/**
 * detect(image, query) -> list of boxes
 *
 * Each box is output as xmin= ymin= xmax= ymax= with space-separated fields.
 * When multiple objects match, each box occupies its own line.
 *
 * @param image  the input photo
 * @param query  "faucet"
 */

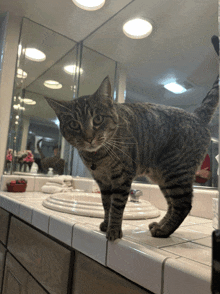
xmin=129 ymin=189 xmax=143 ymax=202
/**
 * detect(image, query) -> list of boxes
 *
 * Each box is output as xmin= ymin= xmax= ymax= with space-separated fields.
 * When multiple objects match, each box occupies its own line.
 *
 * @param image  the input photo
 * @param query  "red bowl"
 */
xmin=7 ymin=184 xmax=27 ymax=192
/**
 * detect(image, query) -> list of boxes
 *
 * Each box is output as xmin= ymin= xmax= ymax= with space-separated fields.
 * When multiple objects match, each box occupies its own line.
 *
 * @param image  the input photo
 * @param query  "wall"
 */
xmin=0 ymin=13 xmax=22 ymax=177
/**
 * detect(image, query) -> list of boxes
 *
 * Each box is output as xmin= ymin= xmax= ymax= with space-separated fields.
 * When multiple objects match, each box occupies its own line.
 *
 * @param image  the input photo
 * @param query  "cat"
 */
xmin=44 ymin=75 xmax=219 ymax=241
xmin=37 ymin=139 xmax=65 ymax=175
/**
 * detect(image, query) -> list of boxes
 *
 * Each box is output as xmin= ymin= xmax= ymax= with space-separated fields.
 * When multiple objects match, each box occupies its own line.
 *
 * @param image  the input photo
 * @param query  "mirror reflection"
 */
xmin=6 ymin=18 xmax=77 ymax=176
xmin=5 ymin=0 xmax=218 ymax=189
xmin=84 ymin=0 xmax=218 ymax=187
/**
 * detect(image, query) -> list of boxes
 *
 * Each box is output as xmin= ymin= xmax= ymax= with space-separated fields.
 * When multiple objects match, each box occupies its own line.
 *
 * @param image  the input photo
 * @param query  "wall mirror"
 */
xmin=84 ymin=0 xmax=219 ymax=187
xmin=5 ymin=18 xmax=117 ymax=177
xmin=5 ymin=0 xmax=218 ymax=188
xmin=5 ymin=18 xmax=78 ymax=175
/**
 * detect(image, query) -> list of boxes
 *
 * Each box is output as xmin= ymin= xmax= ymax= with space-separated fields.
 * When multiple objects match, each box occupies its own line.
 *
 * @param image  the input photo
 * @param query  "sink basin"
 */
xmin=42 ymin=192 xmax=160 ymax=220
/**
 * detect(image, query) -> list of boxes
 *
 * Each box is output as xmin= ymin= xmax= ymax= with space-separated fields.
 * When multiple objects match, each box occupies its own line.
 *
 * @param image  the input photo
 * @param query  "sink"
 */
xmin=42 ymin=192 xmax=160 ymax=219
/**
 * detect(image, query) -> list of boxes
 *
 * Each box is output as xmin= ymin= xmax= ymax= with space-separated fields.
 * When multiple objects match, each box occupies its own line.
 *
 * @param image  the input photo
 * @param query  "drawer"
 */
xmin=0 ymin=208 xmax=10 ymax=245
xmin=2 ymin=252 xmax=47 ymax=294
xmin=8 ymin=217 xmax=72 ymax=294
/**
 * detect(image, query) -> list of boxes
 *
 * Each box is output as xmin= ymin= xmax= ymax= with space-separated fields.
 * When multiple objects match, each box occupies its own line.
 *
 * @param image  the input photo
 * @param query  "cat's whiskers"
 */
xmin=105 ymin=141 xmax=138 ymax=165
xmin=108 ymin=139 xmax=137 ymax=145
xmin=103 ymin=142 xmax=122 ymax=163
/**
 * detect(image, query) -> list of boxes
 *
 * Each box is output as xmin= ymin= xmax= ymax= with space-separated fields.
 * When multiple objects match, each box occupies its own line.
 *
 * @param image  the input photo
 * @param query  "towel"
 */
xmin=41 ymin=185 xmax=74 ymax=194
xmin=47 ymin=175 xmax=73 ymax=185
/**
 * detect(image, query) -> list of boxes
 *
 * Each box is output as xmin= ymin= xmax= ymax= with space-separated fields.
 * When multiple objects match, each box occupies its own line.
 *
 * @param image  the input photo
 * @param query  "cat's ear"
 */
xmin=44 ymin=97 xmax=69 ymax=116
xmin=96 ymin=76 xmax=111 ymax=98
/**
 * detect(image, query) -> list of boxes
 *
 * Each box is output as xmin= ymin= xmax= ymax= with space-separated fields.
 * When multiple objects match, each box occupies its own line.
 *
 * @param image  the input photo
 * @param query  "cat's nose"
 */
xmin=86 ymin=137 xmax=93 ymax=143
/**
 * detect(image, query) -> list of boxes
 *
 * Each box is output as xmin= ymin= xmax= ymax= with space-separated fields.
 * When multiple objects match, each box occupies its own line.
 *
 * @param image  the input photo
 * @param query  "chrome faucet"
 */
xmin=129 ymin=189 xmax=143 ymax=202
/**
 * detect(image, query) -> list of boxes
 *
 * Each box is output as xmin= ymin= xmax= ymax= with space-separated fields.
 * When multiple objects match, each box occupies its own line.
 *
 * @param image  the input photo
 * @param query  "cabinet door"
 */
xmin=0 ymin=243 xmax=7 ymax=292
xmin=72 ymin=252 xmax=153 ymax=294
xmin=8 ymin=217 xmax=71 ymax=294
xmin=0 ymin=208 xmax=10 ymax=245
xmin=2 ymin=253 xmax=47 ymax=294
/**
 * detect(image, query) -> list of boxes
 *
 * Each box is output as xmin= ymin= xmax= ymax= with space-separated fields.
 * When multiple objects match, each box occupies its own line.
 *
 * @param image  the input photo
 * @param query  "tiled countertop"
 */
xmin=0 ymin=191 xmax=214 ymax=294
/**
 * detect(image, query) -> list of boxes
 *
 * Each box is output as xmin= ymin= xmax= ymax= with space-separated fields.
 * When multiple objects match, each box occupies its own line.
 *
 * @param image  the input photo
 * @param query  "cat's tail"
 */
xmin=37 ymin=139 xmax=45 ymax=160
xmin=193 ymin=76 xmax=219 ymax=125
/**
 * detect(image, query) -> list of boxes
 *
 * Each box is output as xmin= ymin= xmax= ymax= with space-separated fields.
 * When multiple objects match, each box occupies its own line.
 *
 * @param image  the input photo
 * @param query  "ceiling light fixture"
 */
xmin=164 ymin=82 xmax=187 ymax=94
xmin=72 ymin=0 xmax=105 ymax=11
xmin=64 ymin=64 xmax=83 ymax=75
xmin=25 ymin=48 xmax=46 ymax=62
xmin=23 ymin=98 xmax=36 ymax=105
xmin=123 ymin=18 xmax=153 ymax=39
xmin=17 ymin=68 xmax=27 ymax=79
xmin=44 ymin=80 xmax=62 ymax=89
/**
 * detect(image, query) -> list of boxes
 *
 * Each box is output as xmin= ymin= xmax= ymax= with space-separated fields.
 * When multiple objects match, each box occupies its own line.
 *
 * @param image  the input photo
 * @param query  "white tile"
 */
xmin=107 ymin=239 xmax=166 ymax=294
xmin=49 ymin=215 xmax=74 ymax=246
xmin=180 ymin=215 xmax=212 ymax=227
xmin=190 ymin=189 xmax=217 ymax=219
xmin=192 ymin=236 xmax=212 ymax=248
xmin=163 ymin=257 xmax=211 ymax=294
xmin=72 ymin=224 xmax=107 ymax=265
xmin=172 ymin=226 xmax=210 ymax=241
xmin=34 ymin=177 xmax=50 ymax=192
xmin=212 ymin=198 xmax=218 ymax=229
xmin=161 ymin=241 xmax=211 ymax=266
xmin=1 ymin=197 xmax=20 ymax=216
xmin=124 ymin=229 xmax=186 ymax=248
xmin=32 ymin=208 xmax=50 ymax=233
xmin=19 ymin=203 xmax=33 ymax=223
xmin=72 ymin=177 xmax=94 ymax=192
xmin=180 ymin=224 xmax=213 ymax=235
xmin=148 ymin=185 xmax=167 ymax=210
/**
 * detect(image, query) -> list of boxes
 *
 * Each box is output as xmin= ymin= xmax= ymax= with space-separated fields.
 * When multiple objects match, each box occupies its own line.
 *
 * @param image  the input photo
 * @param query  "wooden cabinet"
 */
xmin=0 ymin=210 xmax=153 ymax=294
xmin=2 ymin=253 xmax=47 ymax=294
xmin=0 ymin=208 xmax=10 ymax=245
xmin=72 ymin=252 xmax=152 ymax=294
xmin=7 ymin=217 xmax=72 ymax=294
xmin=0 ymin=242 xmax=6 ymax=292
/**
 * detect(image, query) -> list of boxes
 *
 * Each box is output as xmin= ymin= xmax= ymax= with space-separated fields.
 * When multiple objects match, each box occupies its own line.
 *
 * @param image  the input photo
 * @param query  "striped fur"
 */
xmin=45 ymin=75 xmax=219 ymax=241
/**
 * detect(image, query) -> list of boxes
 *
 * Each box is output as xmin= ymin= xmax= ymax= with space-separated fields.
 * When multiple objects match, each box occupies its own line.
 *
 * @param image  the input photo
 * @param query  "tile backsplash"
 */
xmin=1 ymin=175 xmax=218 ymax=220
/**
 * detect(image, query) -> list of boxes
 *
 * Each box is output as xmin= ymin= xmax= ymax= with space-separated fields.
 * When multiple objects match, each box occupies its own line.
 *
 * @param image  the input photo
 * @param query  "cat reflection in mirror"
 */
xmin=37 ymin=139 xmax=65 ymax=175
xmin=45 ymin=74 xmax=218 ymax=241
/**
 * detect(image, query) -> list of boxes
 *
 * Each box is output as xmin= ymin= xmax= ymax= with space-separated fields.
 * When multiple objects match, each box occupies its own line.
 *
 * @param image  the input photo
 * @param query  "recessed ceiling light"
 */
xmin=164 ymin=82 xmax=187 ymax=94
xmin=23 ymin=98 xmax=36 ymax=105
xmin=44 ymin=80 xmax=62 ymax=89
xmin=72 ymin=0 xmax=105 ymax=11
xmin=25 ymin=48 xmax=46 ymax=62
xmin=64 ymin=64 xmax=83 ymax=75
xmin=17 ymin=68 xmax=27 ymax=79
xmin=123 ymin=18 xmax=153 ymax=39
xmin=18 ymin=97 xmax=36 ymax=105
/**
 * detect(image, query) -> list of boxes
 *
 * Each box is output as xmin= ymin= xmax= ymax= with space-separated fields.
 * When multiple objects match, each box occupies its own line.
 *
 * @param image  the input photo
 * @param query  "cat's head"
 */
xmin=45 ymin=76 xmax=119 ymax=152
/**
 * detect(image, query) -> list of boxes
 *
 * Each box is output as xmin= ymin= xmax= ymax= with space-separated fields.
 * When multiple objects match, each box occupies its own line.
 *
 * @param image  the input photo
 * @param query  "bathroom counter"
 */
xmin=0 ymin=191 xmax=213 ymax=294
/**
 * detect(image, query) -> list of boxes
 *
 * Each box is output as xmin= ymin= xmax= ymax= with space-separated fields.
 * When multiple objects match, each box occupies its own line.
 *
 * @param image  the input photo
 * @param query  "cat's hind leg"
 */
xmin=149 ymin=183 xmax=193 ymax=238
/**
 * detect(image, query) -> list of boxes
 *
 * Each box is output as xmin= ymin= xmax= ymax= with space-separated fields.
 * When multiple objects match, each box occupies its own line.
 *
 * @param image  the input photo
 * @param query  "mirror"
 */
xmin=6 ymin=18 xmax=77 ymax=175
xmin=5 ymin=0 xmax=218 ymax=188
xmin=84 ymin=0 xmax=218 ymax=187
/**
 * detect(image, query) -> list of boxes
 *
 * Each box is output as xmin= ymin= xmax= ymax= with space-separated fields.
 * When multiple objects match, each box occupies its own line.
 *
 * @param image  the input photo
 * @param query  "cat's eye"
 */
xmin=93 ymin=115 xmax=104 ymax=126
xmin=68 ymin=120 xmax=80 ymax=131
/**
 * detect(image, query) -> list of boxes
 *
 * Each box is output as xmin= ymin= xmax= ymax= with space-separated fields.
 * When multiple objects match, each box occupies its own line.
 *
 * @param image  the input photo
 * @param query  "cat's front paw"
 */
xmin=106 ymin=228 xmax=122 ymax=241
xmin=100 ymin=221 xmax=108 ymax=232
xmin=149 ymin=222 xmax=170 ymax=238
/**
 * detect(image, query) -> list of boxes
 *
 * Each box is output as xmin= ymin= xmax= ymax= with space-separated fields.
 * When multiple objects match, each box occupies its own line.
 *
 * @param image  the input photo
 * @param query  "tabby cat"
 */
xmin=45 ymin=74 xmax=218 ymax=241
xmin=37 ymin=139 xmax=65 ymax=175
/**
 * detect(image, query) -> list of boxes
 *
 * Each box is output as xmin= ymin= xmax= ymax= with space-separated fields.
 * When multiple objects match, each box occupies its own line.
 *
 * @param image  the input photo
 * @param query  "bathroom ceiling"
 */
xmin=1 ymin=0 xmax=219 ymax=137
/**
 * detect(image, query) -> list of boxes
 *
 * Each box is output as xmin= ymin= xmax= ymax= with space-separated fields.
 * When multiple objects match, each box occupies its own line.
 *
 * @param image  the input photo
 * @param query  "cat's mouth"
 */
xmin=83 ymin=139 xmax=103 ymax=152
